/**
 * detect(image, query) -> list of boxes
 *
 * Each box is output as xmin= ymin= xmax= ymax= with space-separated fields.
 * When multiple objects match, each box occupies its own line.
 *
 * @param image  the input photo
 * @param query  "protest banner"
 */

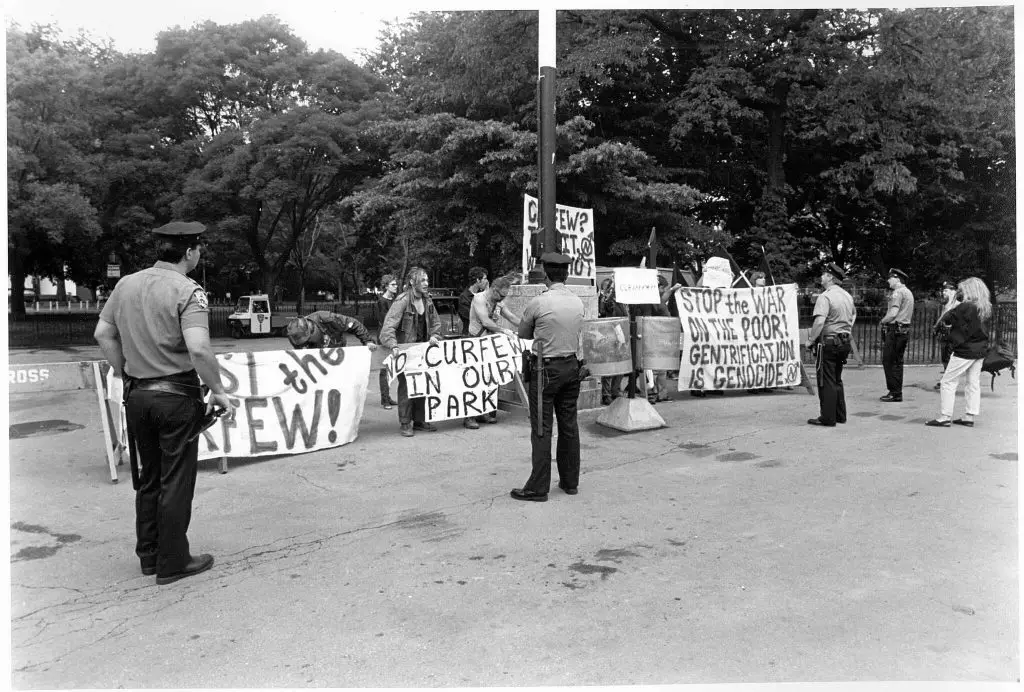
xmin=674 ymin=284 xmax=801 ymax=391
xmin=197 ymin=347 xmax=370 ymax=461
xmin=382 ymin=334 xmax=530 ymax=422
xmin=613 ymin=267 xmax=660 ymax=305
xmin=521 ymin=193 xmax=595 ymax=281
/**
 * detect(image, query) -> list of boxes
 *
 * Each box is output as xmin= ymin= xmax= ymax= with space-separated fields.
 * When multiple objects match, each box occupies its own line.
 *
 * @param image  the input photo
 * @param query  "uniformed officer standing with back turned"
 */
xmin=879 ymin=268 xmax=915 ymax=402
xmin=806 ymin=263 xmax=856 ymax=427
xmin=94 ymin=221 xmax=230 ymax=585
xmin=511 ymin=252 xmax=586 ymax=502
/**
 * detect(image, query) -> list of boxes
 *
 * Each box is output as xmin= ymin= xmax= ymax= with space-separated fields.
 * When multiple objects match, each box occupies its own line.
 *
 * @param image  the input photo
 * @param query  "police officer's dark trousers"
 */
xmin=882 ymin=328 xmax=909 ymax=394
xmin=524 ymin=355 xmax=581 ymax=494
xmin=817 ymin=335 xmax=852 ymax=425
xmin=126 ymin=388 xmax=202 ymax=576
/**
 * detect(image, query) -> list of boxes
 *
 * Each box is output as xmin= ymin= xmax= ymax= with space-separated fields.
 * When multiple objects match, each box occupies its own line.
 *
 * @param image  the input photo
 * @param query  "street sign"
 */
xmin=106 ymin=264 xmax=120 ymax=278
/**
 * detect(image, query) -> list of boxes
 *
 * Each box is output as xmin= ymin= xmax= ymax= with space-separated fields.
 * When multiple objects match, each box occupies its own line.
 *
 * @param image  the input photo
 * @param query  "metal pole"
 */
xmin=529 ymin=8 xmax=558 ymax=284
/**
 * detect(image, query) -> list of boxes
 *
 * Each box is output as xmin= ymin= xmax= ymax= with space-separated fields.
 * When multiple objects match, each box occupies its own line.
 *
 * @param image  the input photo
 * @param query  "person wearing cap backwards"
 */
xmin=510 ymin=252 xmax=586 ymax=502
xmin=285 ymin=311 xmax=378 ymax=352
xmin=806 ymin=263 xmax=856 ymax=426
xmin=879 ymin=268 xmax=915 ymax=402
xmin=93 ymin=221 xmax=230 ymax=585
xmin=379 ymin=266 xmax=443 ymax=437
xmin=932 ymin=280 xmax=961 ymax=390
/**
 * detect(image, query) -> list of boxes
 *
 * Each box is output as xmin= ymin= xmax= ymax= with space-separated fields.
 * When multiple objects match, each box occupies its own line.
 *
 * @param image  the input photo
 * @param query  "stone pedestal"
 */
xmin=497 ymin=282 xmax=601 ymax=413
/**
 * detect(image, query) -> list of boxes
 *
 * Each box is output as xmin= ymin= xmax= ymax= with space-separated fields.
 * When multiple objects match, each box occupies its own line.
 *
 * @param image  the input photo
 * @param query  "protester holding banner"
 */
xmin=638 ymin=274 xmax=675 ymax=404
xmin=377 ymin=274 xmax=400 ymax=409
xmin=285 ymin=312 xmax=378 ymax=352
xmin=458 ymin=266 xmax=488 ymax=336
xmin=598 ymin=278 xmax=628 ymax=405
xmin=879 ymin=268 xmax=915 ymax=403
xmin=511 ymin=252 xmax=586 ymax=502
xmin=93 ymin=221 xmax=227 ymax=585
xmin=806 ymin=264 xmax=856 ymax=427
xmin=380 ymin=267 xmax=443 ymax=437
xmin=464 ymin=274 xmax=522 ymax=429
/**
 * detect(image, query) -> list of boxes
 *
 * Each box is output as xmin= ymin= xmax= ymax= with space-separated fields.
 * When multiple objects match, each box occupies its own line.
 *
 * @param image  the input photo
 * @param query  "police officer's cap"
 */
xmin=539 ymin=251 xmax=573 ymax=266
xmin=941 ymin=280 xmax=956 ymax=291
xmin=286 ymin=316 xmax=317 ymax=348
xmin=825 ymin=263 xmax=846 ymax=281
xmin=153 ymin=221 xmax=207 ymax=237
xmin=888 ymin=268 xmax=908 ymax=281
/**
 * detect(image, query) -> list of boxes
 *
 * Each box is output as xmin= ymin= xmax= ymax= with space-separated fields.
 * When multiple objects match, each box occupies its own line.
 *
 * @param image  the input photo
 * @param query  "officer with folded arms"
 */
xmin=510 ymin=252 xmax=586 ymax=502
xmin=879 ymin=268 xmax=915 ymax=402
xmin=806 ymin=263 xmax=856 ymax=427
xmin=94 ymin=221 xmax=230 ymax=585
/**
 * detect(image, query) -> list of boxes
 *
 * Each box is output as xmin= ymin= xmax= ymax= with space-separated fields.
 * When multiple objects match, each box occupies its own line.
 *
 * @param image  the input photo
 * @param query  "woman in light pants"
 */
xmin=926 ymin=277 xmax=991 ymax=428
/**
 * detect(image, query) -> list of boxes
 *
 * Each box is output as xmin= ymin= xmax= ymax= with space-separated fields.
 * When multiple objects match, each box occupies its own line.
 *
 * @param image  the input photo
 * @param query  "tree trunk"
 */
xmin=9 ymin=251 xmax=27 ymax=319
xmin=55 ymin=270 xmax=68 ymax=302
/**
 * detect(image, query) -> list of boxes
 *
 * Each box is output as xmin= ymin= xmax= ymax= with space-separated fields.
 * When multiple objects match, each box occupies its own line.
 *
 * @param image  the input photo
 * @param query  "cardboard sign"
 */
xmin=521 ymin=194 xmax=596 ymax=281
xmin=197 ymin=347 xmax=370 ymax=460
xmin=674 ymin=284 xmax=801 ymax=390
xmin=613 ymin=268 xmax=660 ymax=305
xmin=382 ymin=334 xmax=529 ymax=422
xmin=701 ymin=256 xmax=733 ymax=288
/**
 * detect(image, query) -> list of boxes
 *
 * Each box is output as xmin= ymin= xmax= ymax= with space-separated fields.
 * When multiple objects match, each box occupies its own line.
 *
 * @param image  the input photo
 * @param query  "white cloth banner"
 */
xmin=521 ymin=193 xmax=595 ymax=281
xmin=613 ymin=267 xmax=660 ymax=305
xmin=382 ymin=334 xmax=530 ymax=422
xmin=197 ymin=347 xmax=370 ymax=460
xmin=674 ymin=284 xmax=801 ymax=390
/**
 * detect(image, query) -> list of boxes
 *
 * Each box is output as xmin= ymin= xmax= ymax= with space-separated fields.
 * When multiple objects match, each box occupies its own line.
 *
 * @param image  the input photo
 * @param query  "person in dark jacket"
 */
xmin=377 ymin=274 xmax=399 ymax=409
xmin=598 ymin=278 xmax=628 ymax=405
xmin=286 ymin=312 xmax=377 ymax=351
xmin=379 ymin=267 xmax=443 ymax=437
xmin=926 ymin=277 xmax=991 ymax=428
xmin=457 ymin=266 xmax=488 ymax=336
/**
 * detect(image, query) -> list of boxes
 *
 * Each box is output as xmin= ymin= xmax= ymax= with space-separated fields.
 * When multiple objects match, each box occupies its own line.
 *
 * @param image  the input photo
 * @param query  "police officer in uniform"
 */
xmin=879 ymin=268 xmax=915 ymax=402
xmin=94 ymin=221 xmax=230 ymax=585
xmin=511 ymin=252 xmax=586 ymax=502
xmin=807 ymin=263 xmax=857 ymax=426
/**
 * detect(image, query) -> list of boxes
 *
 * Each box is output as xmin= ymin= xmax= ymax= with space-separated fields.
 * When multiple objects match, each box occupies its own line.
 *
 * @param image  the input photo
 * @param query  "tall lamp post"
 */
xmin=528 ymin=7 xmax=558 ymax=284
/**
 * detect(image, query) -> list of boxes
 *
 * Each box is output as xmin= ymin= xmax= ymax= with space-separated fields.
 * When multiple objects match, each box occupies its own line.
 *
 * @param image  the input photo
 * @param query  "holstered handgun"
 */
xmin=522 ymin=352 xmax=534 ymax=384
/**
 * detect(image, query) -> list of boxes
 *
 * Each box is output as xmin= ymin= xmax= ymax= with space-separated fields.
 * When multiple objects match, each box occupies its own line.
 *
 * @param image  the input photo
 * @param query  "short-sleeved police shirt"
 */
xmin=812 ymin=285 xmax=856 ymax=336
xmin=98 ymin=263 xmax=209 ymax=379
xmin=518 ymin=283 xmax=585 ymax=357
xmin=888 ymin=285 xmax=915 ymax=325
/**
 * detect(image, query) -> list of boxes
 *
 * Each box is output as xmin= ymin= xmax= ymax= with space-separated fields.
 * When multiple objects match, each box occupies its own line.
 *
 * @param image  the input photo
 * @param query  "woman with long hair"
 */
xmin=377 ymin=274 xmax=399 ymax=409
xmin=926 ymin=277 xmax=991 ymax=428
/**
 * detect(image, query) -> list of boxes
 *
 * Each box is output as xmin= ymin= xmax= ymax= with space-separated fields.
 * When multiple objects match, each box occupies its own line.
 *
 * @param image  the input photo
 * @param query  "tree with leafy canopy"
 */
xmin=159 ymin=16 xmax=387 ymax=295
xmin=7 ymin=25 xmax=107 ymax=317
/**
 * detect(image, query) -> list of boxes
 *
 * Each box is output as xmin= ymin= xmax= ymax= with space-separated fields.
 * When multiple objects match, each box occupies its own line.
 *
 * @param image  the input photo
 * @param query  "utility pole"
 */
xmin=528 ymin=7 xmax=558 ymax=284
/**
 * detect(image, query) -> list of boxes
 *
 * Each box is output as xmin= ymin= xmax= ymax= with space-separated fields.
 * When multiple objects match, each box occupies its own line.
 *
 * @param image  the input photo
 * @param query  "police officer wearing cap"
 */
xmin=879 ymin=268 xmax=915 ymax=402
xmin=511 ymin=252 xmax=586 ymax=502
xmin=286 ymin=311 xmax=378 ymax=351
xmin=94 ymin=221 xmax=230 ymax=585
xmin=807 ymin=263 xmax=857 ymax=426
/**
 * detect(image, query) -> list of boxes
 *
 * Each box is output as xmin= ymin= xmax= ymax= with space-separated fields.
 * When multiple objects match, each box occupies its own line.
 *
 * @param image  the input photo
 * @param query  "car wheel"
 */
xmin=230 ymin=323 xmax=243 ymax=339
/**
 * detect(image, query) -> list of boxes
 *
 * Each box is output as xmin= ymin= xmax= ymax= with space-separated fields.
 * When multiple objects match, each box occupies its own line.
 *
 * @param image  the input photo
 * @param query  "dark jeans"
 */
xmin=396 ymin=373 xmax=425 ymax=426
xmin=882 ymin=330 xmax=909 ymax=394
xmin=523 ymin=356 xmax=581 ymax=494
xmin=817 ymin=336 xmax=852 ymax=425
xmin=126 ymin=390 xmax=202 ymax=576
xmin=379 ymin=369 xmax=394 ymax=404
xmin=601 ymin=375 xmax=623 ymax=401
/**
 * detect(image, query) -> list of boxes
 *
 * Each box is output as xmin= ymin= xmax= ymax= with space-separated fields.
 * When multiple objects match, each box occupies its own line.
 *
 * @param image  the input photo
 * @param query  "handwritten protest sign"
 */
xmin=674 ymin=284 xmax=801 ymax=390
xmin=522 ymin=194 xmax=595 ymax=281
xmin=382 ymin=334 xmax=530 ymax=422
xmin=198 ymin=347 xmax=370 ymax=460
xmin=613 ymin=267 xmax=660 ymax=305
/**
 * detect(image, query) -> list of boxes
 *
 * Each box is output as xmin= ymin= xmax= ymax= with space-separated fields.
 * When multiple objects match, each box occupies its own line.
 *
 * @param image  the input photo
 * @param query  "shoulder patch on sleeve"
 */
xmin=193 ymin=288 xmax=209 ymax=310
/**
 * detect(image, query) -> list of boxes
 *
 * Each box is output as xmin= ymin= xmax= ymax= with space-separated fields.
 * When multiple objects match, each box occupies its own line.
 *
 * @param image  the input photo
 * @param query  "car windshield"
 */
xmin=234 ymin=298 xmax=248 ymax=312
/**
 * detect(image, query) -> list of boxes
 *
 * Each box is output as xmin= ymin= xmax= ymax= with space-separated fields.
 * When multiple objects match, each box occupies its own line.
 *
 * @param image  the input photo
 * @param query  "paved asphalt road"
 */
xmin=5 ymin=340 xmax=1019 ymax=688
